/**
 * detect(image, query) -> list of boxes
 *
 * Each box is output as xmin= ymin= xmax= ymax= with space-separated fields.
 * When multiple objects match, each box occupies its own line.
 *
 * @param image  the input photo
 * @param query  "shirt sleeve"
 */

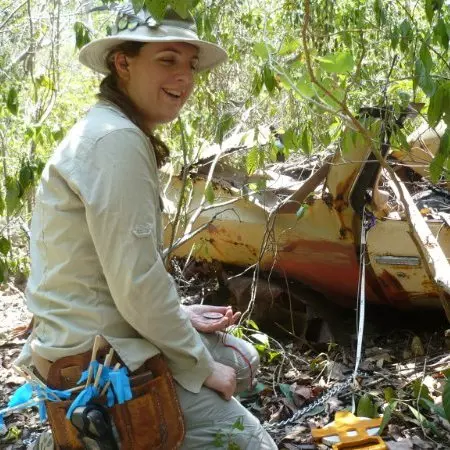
xmin=76 ymin=128 xmax=214 ymax=393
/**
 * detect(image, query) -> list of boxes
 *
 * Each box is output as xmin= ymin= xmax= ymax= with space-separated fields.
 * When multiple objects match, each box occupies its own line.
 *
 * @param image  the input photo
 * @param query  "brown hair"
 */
xmin=98 ymin=41 xmax=170 ymax=167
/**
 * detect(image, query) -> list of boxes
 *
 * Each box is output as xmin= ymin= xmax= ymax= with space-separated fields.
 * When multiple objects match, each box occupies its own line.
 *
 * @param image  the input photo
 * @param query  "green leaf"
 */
xmin=0 ymin=237 xmax=11 ymax=256
xmin=253 ymin=42 xmax=269 ymax=59
xmin=246 ymin=146 xmax=260 ymax=175
xmin=74 ymin=22 xmax=91 ymax=49
xmin=419 ymin=44 xmax=433 ymax=73
xmin=421 ymin=398 xmax=447 ymax=419
xmin=425 ymin=0 xmax=435 ymax=23
xmin=262 ymin=65 xmax=276 ymax=93
xmin=131 ymin=0 xmax=145 ymax=12
xmin=429 ymin=129 xmax=450 ymax=182
xmin=428 ymin=84 xmax=445 ymax=127
xmin=0 ymin=258 xmax=6 ymax=283
xmin=391 ymin=25 xmax=399 ymax=50
xmin=295 ymin=78 xmax=315 ymax=98
xmin=171 ymin=0 xmax=192 ymax=19
xmin=357 ymin=393 xmax=376 ymax=418
xmin=383 ymin=387 xmax=396 ymax=403
xmin=414 ymin=58 xmax=435 ymax=97
xmin=205 ymin=182 xmax=215 ymax=204
xmin=373 ymin=0 xmax=386 ymax=26
xmin=216 ymin=112 xmax=234 ymax=144
xmin=399 ymin=20 xmax=413 ymax=53
xmin=279 ymin=383 xmax=295 ymax=402
xmin=301 ymin=127 xmax=312 ymax=156
xmin=144 ymin=0 xmax=169 ymax=21
xmin=245 ymin=319 xmax=259 ymax=330
xmin=232 ymin=417 xmax=245 ymax=431
xmin=0 ymin=194 xmax=5 ymax=216
xmin=317 ymin=51 xmax=354 ymax=74
xmin=5 ymin=176 xmax=21 ymax=215
xmin=379 ymin=401 xmax=397 ymax=434
xmin=6 ymin=87 xmax=19 ymax=115
xmin=444 ymin=377 xmax=450 ymax=421
xmin=434 ymin=18 xmax=449 ymax=50
xmin=279 ymin=37 xmax=300 ymax=56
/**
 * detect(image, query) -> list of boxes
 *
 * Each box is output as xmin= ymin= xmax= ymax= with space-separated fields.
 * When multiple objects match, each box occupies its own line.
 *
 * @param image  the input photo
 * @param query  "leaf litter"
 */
xmin=0 ymin=276 xmax=449 ymax=450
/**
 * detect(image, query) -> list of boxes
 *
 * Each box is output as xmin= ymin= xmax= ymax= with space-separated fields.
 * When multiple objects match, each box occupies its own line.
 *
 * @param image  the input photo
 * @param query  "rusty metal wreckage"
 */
xmin=162 ymin=110 xmax=450 ymax=320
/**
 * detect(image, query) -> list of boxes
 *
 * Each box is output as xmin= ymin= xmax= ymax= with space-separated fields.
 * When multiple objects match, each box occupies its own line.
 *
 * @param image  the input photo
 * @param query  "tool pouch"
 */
xmin=45 ymin=354 xmax=185 ymax=450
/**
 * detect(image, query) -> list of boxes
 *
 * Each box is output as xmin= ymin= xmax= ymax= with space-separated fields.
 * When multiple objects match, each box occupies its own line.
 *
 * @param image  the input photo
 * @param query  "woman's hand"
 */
xmin=204 ymin=361 xmax=236 ymax=400
xmin=184 ymin=304 xmax=241 ymax=333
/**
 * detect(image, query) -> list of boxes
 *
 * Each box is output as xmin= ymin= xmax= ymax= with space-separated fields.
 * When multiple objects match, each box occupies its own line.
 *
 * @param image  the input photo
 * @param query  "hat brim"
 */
xmin=79 ymin=35 xmax=227 ymax=74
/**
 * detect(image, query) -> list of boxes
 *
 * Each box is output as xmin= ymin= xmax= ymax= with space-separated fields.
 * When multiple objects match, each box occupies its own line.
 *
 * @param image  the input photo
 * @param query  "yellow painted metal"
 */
xmin=366 ymin=219 xmax=450 ymax=308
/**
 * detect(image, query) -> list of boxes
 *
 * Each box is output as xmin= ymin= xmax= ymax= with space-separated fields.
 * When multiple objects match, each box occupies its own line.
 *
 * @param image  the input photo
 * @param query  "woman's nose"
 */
xmin=175 ymin=63 xmax=194 ymax=85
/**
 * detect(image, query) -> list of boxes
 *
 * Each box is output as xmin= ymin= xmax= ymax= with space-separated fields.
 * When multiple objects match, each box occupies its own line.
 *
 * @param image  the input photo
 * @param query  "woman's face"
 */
xmin=118 ymin=42 xmax=199 ymax=129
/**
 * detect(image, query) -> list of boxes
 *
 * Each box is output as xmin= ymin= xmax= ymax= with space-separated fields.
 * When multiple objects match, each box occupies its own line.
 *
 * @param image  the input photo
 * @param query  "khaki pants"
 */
xmin=178 ymin=332 xmax=277 ymax=449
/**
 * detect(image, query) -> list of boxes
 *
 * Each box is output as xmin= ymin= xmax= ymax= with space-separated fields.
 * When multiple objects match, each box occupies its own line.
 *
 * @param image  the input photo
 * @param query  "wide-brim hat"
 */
xmin=79 ymin=6 xmax=228 ymax=74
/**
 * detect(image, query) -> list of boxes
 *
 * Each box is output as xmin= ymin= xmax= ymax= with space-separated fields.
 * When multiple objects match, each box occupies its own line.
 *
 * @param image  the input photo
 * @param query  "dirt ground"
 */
xmin=0 ymin=283 xmax=449 ymax=450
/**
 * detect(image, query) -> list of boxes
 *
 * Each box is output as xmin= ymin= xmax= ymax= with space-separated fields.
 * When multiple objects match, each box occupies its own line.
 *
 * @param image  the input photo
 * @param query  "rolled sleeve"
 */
xmin=77 ymin=128 xmax=213 ymax=393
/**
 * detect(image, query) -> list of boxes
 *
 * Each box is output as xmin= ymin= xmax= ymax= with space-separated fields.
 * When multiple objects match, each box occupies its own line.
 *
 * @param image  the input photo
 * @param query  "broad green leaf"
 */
xmin=6 ymin=88 xmax=18 ymax=116
xmin=74 ymin=22 xmax=91 ymax=49
xmin=131 ymin=0 xmax=145 ymax=12
xmin=279 ymin=383 xmax=295 ymax=402
xmin=444 ymin=377 xmax=450 ymax=421
xmin=144 ymin=0 xmax=169 ymax=21
xmin=421 ymin=398 xmax=447 ymax=419
xmin=428 ymin=85 xmax=445 ymax=127
xmin=263 ymin=65 xmax=276 ymax=93
xmin=253 ymin=42 xmax=269 ymax=59
xmin=391 ymin=26 xmax=399 ymax=50
xmin=373 ymin=0 xmax=386 ymax=26
xmin=419 ymin=44 xmax=433 ymax=73
xmin=0 ymin=258 xmax=6 ymax=283
xmin=5 ymin=176 xmax=21 ymax=215
xmin=0 ymin=194 xmax=5 ymax=216
xmin=215 ymin=112 xmax=234 ymax=144
xmin=279 ymin=37 xmax=300 ymax=56
xmin=245 ymin=319 xmax=259 ymax=330
xmin=434 ymin=18 xmax=449 ymax=50
xmin=246 ymin=146 xmax=260 ymax=175
xmin=399 ymin=20 xmax=413 ymax=53
xmin=282 ymin=128 xmax=300 ymax=150
xmin=252 ymin=72 xmax=263 ymax=96
xmin=301 ymin=127 xmax=312 ymax=156
xmin=383 ymin=387 xmax=396 ymax=403
xmin=425 ymin=0 xmax=435 ymax=23
xmin=379 ymin=401 xmax=397 ymax=434
xmin=0 ymin=237 xmax=11 ymax=256
xmin=295 ymin=78 xmax=315 ymax=98
xmin=429 ymin=129 xmax=450 ymax=182
xmin=172 ymin=0 xmax=192 ymax=19
xmin=318 ymin=51 xmax=354 ymax=74
xmin=204 ymin=182 xmax=215 ymax=204
xmin=357 ymin=393 xmax=376 ymax=418
xmin=414 ymin=58 xmax=435 ymax=97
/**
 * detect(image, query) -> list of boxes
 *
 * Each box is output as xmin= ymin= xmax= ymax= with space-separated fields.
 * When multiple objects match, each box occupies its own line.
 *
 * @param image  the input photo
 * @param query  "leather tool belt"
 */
xmin=35 ymin=346 xmax=185 ymax=450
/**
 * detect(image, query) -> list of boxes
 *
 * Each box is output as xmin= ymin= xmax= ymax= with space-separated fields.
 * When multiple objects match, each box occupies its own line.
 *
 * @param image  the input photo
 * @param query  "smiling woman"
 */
xmin=18 ymin=4 xmax=277 ymax=450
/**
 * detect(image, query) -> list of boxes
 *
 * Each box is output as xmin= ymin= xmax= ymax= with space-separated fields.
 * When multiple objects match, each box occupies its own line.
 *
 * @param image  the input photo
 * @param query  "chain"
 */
xmin=263 ymin=376 xmax=356 ymax=429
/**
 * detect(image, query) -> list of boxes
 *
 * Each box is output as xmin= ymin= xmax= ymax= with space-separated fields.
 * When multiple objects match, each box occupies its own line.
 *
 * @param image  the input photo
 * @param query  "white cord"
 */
xmin=352 ymin=206 xmax=368 ymax=412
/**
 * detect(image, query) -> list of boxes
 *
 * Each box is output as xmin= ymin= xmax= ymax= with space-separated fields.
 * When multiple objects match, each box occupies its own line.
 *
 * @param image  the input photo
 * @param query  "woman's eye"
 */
xmin=160 ymin=58 xmax=175 ymax=65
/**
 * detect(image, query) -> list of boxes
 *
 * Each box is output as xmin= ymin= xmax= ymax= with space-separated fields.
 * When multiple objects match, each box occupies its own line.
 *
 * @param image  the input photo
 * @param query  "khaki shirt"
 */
xmin=17 ymin=102 xmax=214 ymax=393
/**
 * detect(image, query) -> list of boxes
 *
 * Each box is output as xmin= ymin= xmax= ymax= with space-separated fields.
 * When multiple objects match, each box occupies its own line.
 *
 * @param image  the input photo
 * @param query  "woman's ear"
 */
xmin=113 ymin=52 xmax=130 ymax=80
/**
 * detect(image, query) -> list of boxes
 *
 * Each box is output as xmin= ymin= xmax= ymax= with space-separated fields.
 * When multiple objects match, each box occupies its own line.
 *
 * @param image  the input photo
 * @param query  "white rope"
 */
xmin=352 ymin=206 xmax=368 ymax=412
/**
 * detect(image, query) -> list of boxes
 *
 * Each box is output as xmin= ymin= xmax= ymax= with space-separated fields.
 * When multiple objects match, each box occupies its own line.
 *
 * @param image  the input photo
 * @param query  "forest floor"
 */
xmin=0 ymin=282 xmax=449 ymax=450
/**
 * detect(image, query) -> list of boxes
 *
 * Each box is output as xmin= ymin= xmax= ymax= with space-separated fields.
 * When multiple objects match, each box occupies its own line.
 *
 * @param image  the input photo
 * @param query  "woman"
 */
xmin=18 ymin=5 xmax=277 ymax=450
